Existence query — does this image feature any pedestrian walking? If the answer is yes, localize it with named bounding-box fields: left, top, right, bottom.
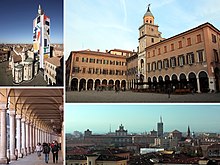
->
left=43, top=142, right=50, bottom=163
left=51, top=141, right=59, bottom=163
left=36, top=142, right=43, bottom=159
left=167, top=87, right=171, bottom=98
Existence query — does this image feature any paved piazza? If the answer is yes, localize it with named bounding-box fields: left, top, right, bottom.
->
left=66, top=90, right=220, bottom=103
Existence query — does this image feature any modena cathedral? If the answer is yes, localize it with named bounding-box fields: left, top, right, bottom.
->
left=66, top=5, right=220, bottom=93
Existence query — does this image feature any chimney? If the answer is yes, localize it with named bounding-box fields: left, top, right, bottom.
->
left=97, top=49, right=100, bottom=52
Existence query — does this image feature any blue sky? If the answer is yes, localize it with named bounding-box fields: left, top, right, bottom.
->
left=65, top=104, right=220, bottom=134
left=0, top=0, right=63, bottom=44
left=65, top=0, right=220, bottom=58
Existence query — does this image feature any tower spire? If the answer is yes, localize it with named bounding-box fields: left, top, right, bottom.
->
left=160, top=116, right=162, bottom=123
left=187, top=125, right=191, bottom=138
left=38, top=4, right=43, bottom=15
left=147, top=4, right=151, bottom=12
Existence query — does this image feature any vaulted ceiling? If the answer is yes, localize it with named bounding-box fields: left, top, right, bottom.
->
left=0, top=88, right=63, bottom=134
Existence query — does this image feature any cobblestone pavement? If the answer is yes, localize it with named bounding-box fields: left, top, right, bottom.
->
left=0, top=61, right=47, bottom=86
left=66, top=90, right=220, bottom=103
left=9, top=152, right=63, bottom=165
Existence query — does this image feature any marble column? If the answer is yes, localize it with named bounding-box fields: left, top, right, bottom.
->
left=38, top=128, right=40, bottom=144
left=36, top=127, right=38, bottom=144
left=197, top=78, right=201, bottom=93
left=0, top=104, right=8, bottom=164
left=29, top=123, right=33, bottom=153
left=32, top=125, right=36, bottom=149
left=25, top=121, right=30, bottom=154
left=45, top=131, right=48, bottom=143
left=77, top=82, right=80, bottom=91
left=9, top=110, right=17, bottom=160
left=47, top=132, right=50, bottom=143
left=38, top=129, right=42, bottom=143
left=35, top=126, right=37, bottom=147
left=21, top=118, right=27, bottom=156
left=16, top=115, right=22, bottom=158
left=40, top=129, right=42, bottom=143
left=86, top=79, right=88, bottom=90
left=42, top=130, right=44, bottom=143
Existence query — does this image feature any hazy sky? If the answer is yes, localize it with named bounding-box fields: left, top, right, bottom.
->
left=65, top=104, right=220, bottom=134
left=64, top=0, right=220, bottom=58
left=0, top=0, right=63, bottom=44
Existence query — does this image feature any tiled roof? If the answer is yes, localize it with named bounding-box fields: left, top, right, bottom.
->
left=12, top=51, right=22, bottom=63
left=45, top=56, right=61, bottom=67
left=71, top=50, right=127, bottom=59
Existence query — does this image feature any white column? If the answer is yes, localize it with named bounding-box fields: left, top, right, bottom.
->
left=21, top=118, right=27, bottom=156
left=77, top=82, right=80, bottom=91
left=34, top=127, right=37, bottom=145
left=29, top=123, right=33, bottom=153
left=37, top=128, right=39, bottom=144
left=86, top=79, right=88, bottom=90
left=32, top=125, right=35, bottom=150
left=36, top=128, right=39, bottom=144
left=209, top=77, right=216, bottom=92
left=48, top=132, right=50, bottom=143
left=39, top=128, right=41, bottom=144
left=16, top=115, right=22, bottom=158
left=42, top=130, right=44, bottom=143
left=197, top=78, right=201, bottom=93
left=9, top=110, right=17, bottom=160
left=0, top=104, right=8, bottom=164
left=45, top=131, right=47, bottom=142
left=25, top=121, right=30, bottom=154
left=44, top=131, right=46, bottom=143
left=39, top=129, right=41, bottom=143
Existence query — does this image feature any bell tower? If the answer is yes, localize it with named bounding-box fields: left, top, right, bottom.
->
left=138, top=4, right=163, bottom=85
left=143, top=4, right=154, bottom=25
left=138, top=4, right=163, bottom=53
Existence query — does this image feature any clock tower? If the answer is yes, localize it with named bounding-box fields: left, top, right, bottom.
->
left=138, top=4, right=163, bottom=85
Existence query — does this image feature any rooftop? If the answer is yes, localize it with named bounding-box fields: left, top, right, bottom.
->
left=12, top=51, right=22, bottom=63
left=146, top=22, right=220, bottom=50
left=71, top=49, right=127, bottom=59
left=45, top=56, right=61, bottom=67
left=67, top=154, right=127, bottom=161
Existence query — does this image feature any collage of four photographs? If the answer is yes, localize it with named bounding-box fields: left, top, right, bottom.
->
left=1, top=0, right=220, bottom=164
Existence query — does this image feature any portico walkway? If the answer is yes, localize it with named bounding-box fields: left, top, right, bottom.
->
left=10, top=151, right=63, bottom=165
left=0, top=88, right=64, bottom=164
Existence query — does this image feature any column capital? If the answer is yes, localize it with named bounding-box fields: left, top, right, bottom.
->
left=9, top=110, right=16, bottom=116
left=21, top=118, right=26, bottom=122
left=0, top=103, right=7, bottom=110
left=16, top=115, right=22, bottom=119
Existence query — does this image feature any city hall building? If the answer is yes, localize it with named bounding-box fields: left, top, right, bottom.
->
left=138, top=6, right=220, bottom=93
left=66, top=5, right=220, bottom=93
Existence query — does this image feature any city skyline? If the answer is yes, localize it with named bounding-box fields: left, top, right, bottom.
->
left=0, top=0, right=63, bottom=44
left=65, top=104, right=220, bottom=134
left=65, top=0, right=220, bottom=58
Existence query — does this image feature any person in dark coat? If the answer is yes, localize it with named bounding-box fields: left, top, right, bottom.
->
left=167, top=87, right=171, bottom=98
left=42, top=142, right=50, bottom=163
left=51, top=141, right=59, bottom=163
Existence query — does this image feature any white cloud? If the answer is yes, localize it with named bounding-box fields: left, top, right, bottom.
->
left=120, top=0, right=127, bottom=24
